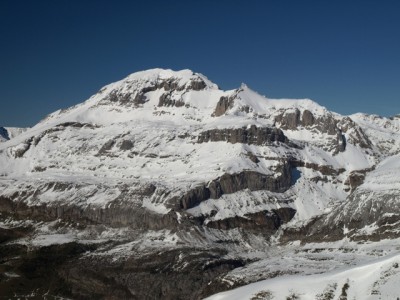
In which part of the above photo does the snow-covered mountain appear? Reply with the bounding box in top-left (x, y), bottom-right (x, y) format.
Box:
top-left (0, 68), bottom-right (399, 299)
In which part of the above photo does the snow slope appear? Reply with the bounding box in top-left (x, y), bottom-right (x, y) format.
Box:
top-left (206, 251), bottom-right (400, 300)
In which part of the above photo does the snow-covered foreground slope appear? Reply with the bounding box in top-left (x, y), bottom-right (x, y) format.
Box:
top-left (206, 249), bottom-right (400, 300)
top-left (1, 68), bottom-right (400, 299)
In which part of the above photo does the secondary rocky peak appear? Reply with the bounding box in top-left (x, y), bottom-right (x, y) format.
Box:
top-left (212, 90), bottom-right (240, 116)
top-left (0, 126), bottom-right (28, 142)
top-left (0, 127), bottom-right (9, 141)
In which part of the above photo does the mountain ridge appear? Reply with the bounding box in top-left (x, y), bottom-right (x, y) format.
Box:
top-left (1, 68), bottom-right (400, 299)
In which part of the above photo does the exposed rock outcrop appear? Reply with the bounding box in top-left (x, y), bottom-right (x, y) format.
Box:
top-left (179, 163), bottom-right (292, 209)
top-left (273, 109), bottom-right (350, 153)
top-left (213, 95), bottom-right (236, 116)
top-left (289, 159), bottom-right (345, 176)
top-left (0, 180), bottom-right (180, 231)
top-left (0, 127), bottom-right (9, 141)
top-left (10, 137), bottom-right (34, 158)
top-left (205, 208), bottom-right (296, 231)
top-left (119, 139), bottom-right (134, 150)
top-left (0, 195), bottom-right (179, 230)
top-left (100, 73), bottom-right (208, 108)
top-left (107, 88), bottom-right (152, 106)
top-left (274, 110), bottom-right (374, 154)
top-left (343, 167), bottom-right (374, 192)
top-left (97, 139), bottom-right (116, 155)
top-left (338, 117), bottom-right (373, 149)
top-left (274, 109), bottom-right (338, 135)
top-left (158, 92), bottom-right (186, 107)
top-left (197, 125), bottom-right (291, 146)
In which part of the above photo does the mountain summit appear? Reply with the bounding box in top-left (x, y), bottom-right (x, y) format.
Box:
top-left (1, 69), bottom-right (400, 299)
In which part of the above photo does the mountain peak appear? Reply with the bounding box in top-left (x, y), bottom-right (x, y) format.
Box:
top-left (121, 68), bottom-right (219, 91)
top-left (87, 68), bottom-right (220, 109)
top-left (29, 69), bottom-right (335, 131)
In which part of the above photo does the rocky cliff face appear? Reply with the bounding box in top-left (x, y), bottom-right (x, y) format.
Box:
top-left (0, 127), bottom-right (9, 141)
top-left (0, 69), bottom-right (399, 299)
top-left (197, 125), bottom-right (291, 146)
top-left (179, 165), bottom-right (292, 210)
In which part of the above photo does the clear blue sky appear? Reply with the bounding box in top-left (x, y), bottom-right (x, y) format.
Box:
top-left (1, 0), bottom-right (399, 127)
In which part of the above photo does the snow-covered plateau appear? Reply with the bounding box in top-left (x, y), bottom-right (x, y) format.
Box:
top-left (0, 68), bottom-right (400, 299)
